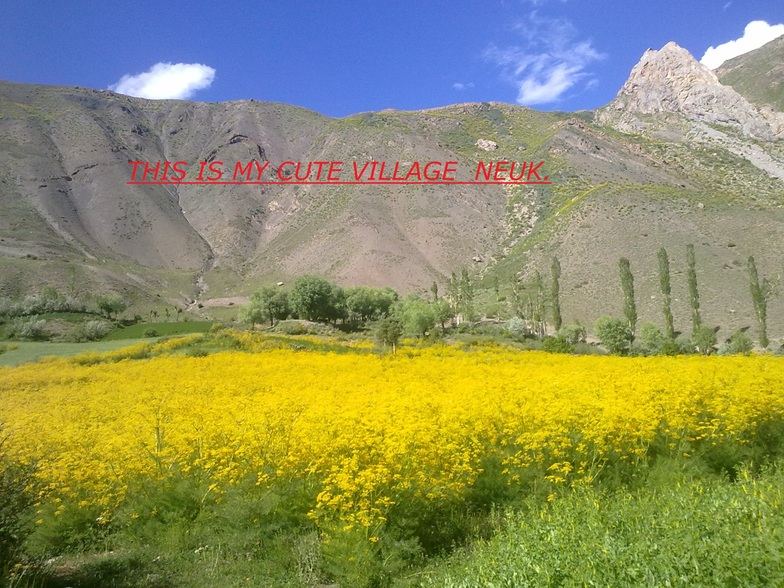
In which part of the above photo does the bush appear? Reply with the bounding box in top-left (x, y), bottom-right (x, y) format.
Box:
top-left (0, 290), bottom-right (87, 319)
top-left (505, 317), bottom-right (528, 341)
top-left (729, 330), bottom-right (754, 355)
top-left (675, 334), bottom-right (695, 354)
top-left (661, 338), bottom-right (680, 356)
top-left (594, 316), bottom-right (630, 355)
top-left (9, 318), bottom-right (49, 341)
top-left (638, 322), bottom-right (664, 355)
top-left (541, 335), bottom-right (573, 354)
top-left (558, 322), bottom-right (586, 345)
top-left (693, 325), bottom-right (719, 355)
top-left (276, 322), bottom-right (309, 336)
top-left (96, 293), bottom-right (127, 319)
top-left (143, 328), bottom-right (159, 338)
top-left (85, 320), bottom-right (111, 340)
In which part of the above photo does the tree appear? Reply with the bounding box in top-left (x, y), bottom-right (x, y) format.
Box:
top-left (551, 257), bottom-right (563, 332)
top-left (619, 258), bottom-right (637, 341)
top-left (432, 298), bottom-right (454, 332)
top-left (458, 268), bottom-right (477, 323)
top-left (243, 286), bottom-right (290, 327)
top-left (527, 271), bottom-right (547, 338)
top-left (657, 247), bottom-right (674, 339)
top-left (375, 317), bottom-right (403, 353)
top-left (289, 276), bottom-right (337, 322)
top-left (375, 287), bottom-right (398, 318)
top-left (96, 293), bottom-right (127, 320)
top-left (594, 316), bottom-right (631, 355)
top-left (324, 286), bottom-right (347, 325)
top-left (345, 287), bottom-right (398, 322)
top-left (686, 244), bottom-right (701, 336)
top-left (510, 276), bottom-right (525, 320)
top-left (400, 296), bottom-right (436, 338)
top-left (430, 281), bottom-right (439, 302)
top-left (447, 272), bottom-right (461, 324)
top-left (748, 256), bottom-right (775, 349)
top-left (346, 287), bottom-right (376, 322)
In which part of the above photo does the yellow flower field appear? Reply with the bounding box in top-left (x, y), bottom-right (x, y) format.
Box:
top-left (1, 339), bottom-right (783, 534)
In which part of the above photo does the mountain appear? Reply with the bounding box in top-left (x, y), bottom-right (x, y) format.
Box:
top-left (1, 40), bottom-right (783, 337)
top-left (717, 34), bottom-right (784, 112)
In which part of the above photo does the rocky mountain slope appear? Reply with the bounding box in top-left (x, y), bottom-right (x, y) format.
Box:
top-left (717, 35), bottom-right (784, 112)
top-left (0, 38), bottom-right (782, 337)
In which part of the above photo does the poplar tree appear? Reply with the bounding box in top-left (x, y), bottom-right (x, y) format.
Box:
top-left (459, 268), bottom-right (476, 323)
top-left (747, 256), bottom-right (772, 349)
top-left (530, 271), bottom-right (547, 338)
top-left (619, 258), bottom-right (637, 340)
top-left (447, 272), bottom-right (461, 324)
top-left (686, 244), bottom-right (701, 336)
top-left (551, 256), bottom-right (563, 332)
top-left (657, 247), bottom-right (674, 339)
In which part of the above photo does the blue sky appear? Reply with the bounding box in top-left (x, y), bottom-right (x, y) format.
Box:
top-left (2, 1), bottom-right (783, 117)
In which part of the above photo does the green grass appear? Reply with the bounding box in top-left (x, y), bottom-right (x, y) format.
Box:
top-left (0, 340), bottom-right (150, 367)
top-left (103, 321), bottom-right (215, 341)
top-left (424, 460), bottom-right (784, 587)
top-left (0, 322), bottom-right (212, 366)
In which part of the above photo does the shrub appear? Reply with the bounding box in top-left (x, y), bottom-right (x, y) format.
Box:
top-left (594, 316), bottom-right (630, 355)
top-left (84, 320), bottom-right (111, 340)
top-left (729, 330), bottom-right (754, 355)
top-left (638, 322), bottom-right (664, 355)
top-left (96, 293), bottom-right (127, 319)
top-left (661, 338), bottom-right (680, 356)
top-left (558, 322), bottom-right (587, 345)
top-left (277, 322), bottom-right (309, 336)
top-left (9, 318), bottom-right (49, 341)
top-left (541, 335), bottom-right (573, 354)
top-left (675, 334), bottom-right (694, 354)
top-left (693, 325), bottom-right (719, 355)
top-left (505, 317), bottom-right (528, 341)
top-left (143, 328), bottom-right (159, 338)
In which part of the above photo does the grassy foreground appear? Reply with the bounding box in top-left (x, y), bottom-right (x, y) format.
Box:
top-left (0, 331), bottom-right (783, 587)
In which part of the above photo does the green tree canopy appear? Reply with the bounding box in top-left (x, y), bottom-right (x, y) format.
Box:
top-left (594, 316), bottom-right (631, 355)
top-left (96, 293), bottom-right (127, 320)
top-left (289, 276), bottom-right (338, 322)
top-left (242, 287), bottom-right (290, 327)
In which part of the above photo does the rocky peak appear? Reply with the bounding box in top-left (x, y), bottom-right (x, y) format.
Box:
top-left (604, 41), bottom-right (782, 140)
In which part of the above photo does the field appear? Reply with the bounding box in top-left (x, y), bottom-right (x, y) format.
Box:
top-left (0, 332), bottom-right (783, 586)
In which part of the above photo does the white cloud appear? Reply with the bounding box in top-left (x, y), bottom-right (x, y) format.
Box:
top-left (701, 20), bottom-right (784, 69)
top-left (452, 82), bottom-right (475, 91)
top-left (109, 62), bottom-right (216, 99)
top-left (484, 13), bottom-right (604, 106)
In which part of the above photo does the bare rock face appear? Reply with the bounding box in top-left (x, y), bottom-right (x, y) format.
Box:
top-left (601, 42), bottom-right (783, 140)
top-left (476, 138), bottom-right (498, 151)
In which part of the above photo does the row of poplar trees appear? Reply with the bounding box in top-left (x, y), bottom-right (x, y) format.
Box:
top-left (616, 244), bottom-right (776, 350)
